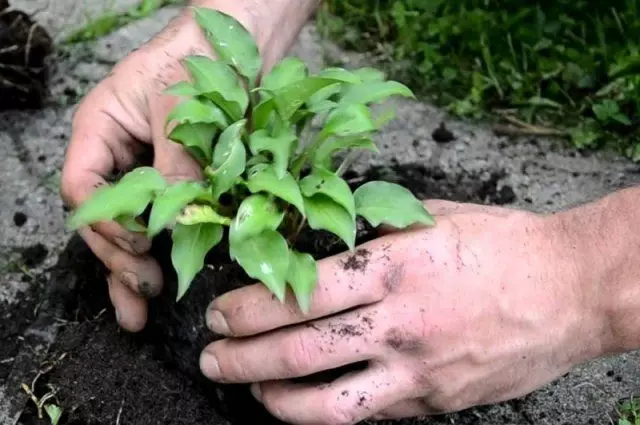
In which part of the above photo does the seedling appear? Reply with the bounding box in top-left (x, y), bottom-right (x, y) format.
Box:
top-left (66, 7), bottom-right (435, 313)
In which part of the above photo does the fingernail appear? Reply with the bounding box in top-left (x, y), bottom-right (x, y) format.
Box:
top-left (200, 349), bottom-right (221, 381)
top-left (250, 383), bottom-right (262, 402)
top-left (206, 309), bottom-right (231, 336)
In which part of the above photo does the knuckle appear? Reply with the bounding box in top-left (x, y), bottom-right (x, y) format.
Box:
top-left (281, 333), bottom-right (316, 374)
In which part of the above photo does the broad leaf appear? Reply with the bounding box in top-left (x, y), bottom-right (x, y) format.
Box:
top-left (176, 204), bottom-right (232, 226)
top-left (67, 167), bottom-right (167, 230)
top-left (168, 123), bottom-right (218, 164)
top-left (166, 98), bottom-right (229, 129)
top-left (352, 67), bottom-right (385, 82)
top-left (286, 250), bottom-right (317, 314)
top-left (317, 67), bottom-right (362, 84)
top-left (164, 81), bottom-right (200, 96)
top-left (299, 167), bottom-right (355, 219)
top-left (251, 97), bottom-right (275, 130)
top-left (115, 215), bottom-right (147, 233)
top-left (317, 103), bottom-right (377, 142)
top-left (272, 77), bottom-right (342, 121)
top-left (261, 57), bottom-right (308, 93)
top-left (248, 128), bottom-right (297, 179)
top-left (230, 229), bottom-right (290, 302)
top-left (171, 222), bottom-right (223, 300)
top-left (245, 164), bottom-right (305, 215)
top-left (183, 55), bottom-right (249, 120)
top-left (213, 120), bottom-right (247, 168)
top-left (312, 134), bottom-right (378, 169)
top-left (308, 99), bottom-right (338, 114)
top-left (229, 194), bottom-right (284, 244)
top-left (308, 83), bottom-right (341, 107)
top-left (339, 80), bottom-right (414, 105)
top-left (147, 181), bottom-right (209, 237)
top-left (303, 194), bottom-right (356, 251)
top-left (210, 138), bottom-right (246, 200)
top-left (193, 7), bottom-right (263, 85)
top-left (354, 181), bottom-right (435, 228)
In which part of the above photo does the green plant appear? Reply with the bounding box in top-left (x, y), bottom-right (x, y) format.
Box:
top-left (619, 396), bottom-right (640, 425)
top-left (66, 7), bottom-right (435, 313)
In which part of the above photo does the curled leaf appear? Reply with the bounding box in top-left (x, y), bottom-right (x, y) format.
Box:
top-left (312, 134), bottom-right (378, 170)
top-left (147, 181), bottom-right (210, 237)
top-left (229, 194), bottom-right (284, 244)
top-left (286, 250), bottom-right (317, 314)
top-left (176, 204), bottom-right (232, 226)
top-left (248, 128), bottom-right (297, 179)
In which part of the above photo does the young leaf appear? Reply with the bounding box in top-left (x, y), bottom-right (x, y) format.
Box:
top-left (166, 98), bottom-right (229, 130)
top-left (251, 97), bottom-right (275, 130)
top-left (286, 250), bottom-right (317, 314)
top-left (248, 128), bottom-right (297, 179)
top-left (245, 164), bottom-right (305, 215)
top-left (176, 204), bottom-right (232, 226)
top-left (115, 215), bottom-right (147, 233)
top-left (272, 77), bottom-right (342, 121)
top-left (316, 67), bottom-right (362, 84)
top-left (147, 181), bottom-right (210, 237)
top-left (164, 81), bottom-right (200, 97)
top-left (212, 120), bottom-right (246, 167)
top-left (317, 103), bottom-right (377, 142)
top-left (183, 55), bottom-right (249, 120)
top-left (230, 229), bottom-right (290, 302)
top-left (171, 222), bottom-right (224, 301)
top-left (354, 181), bottom-right (435, 228)
top-left (352, 67), bottom-right (386, 82)
top-left (193, 7), bottom-right (263, 86)
top-left (67, 167), bottom-right (167, 230)
top-left (312, 134), bottom-right (378, 169)
top-left (229, 194), bottom-right (284, 244)
top-left (168, 123), bottom-right (218, 164)
top-left (339, 80), bottom-right (414, 106)
top-left (299, 167), bottom-right (355, 219)
top-left (44, 404), bottom-right (62, 425)
top-left (210, 120), bottom-right (247, 199)
top-left (261, 57), bottom-right (308, 93)
top-left (303, 194), bottom-right (356, 251)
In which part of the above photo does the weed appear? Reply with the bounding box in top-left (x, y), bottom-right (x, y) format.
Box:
top-left (619, 396), bottom-right (640, 425)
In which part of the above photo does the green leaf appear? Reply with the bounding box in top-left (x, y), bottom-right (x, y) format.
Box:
top-left (212, 120), bottom-right (247, 167)
top-left (340, 80), bottom-right (414, 105)
top-left (183, 55), bottom-right (249, 120)
top-left (166, 98), bottom-right (229, 129)
top-left (210, 121), bottom-right (247, 199)
top-left (318, 103), bottom-right (377, 141)
top-left (261, 57), bottom-right (308, 93)
top-left (193, 7), bottom-right (263, 85)
top-left (303, 194), bottom-right (356, 251)
top-left (286, 250), bottom-right (317, 314)
top-left (115, 215), bottom-right (147, 233)
top-left (229, 194), bottom-right (284, 244)
top-left (312, 134), bottom-right (378, 169)
top-left (230, 229), bottom-right (290, 302)
top-left (164, 81), bottom-right (200, 97)
top-left (44, 404), bottom-right (62, 425)
top-left (245, 164), bottom-right (305, 215)
top-left (300, 167), bottom-right (355, 219)
top-left (316, 67), bottom-right (362, 84)
top-left (248, 128), bottom-right (297, 179)
top-left (67, 167), bottom-right (167, 230)
top-left (147, 181), bottom-right (209, 237)
top-left (354, 181), bottom-right (435, 228)
top-left (272, 77), bottom-right (342, 121)
top-left (168, 123), bottom-right (218, 163)
top-left (251, 97), bottom-right (275, 130)
top-left (352, 67), bottom-right (385, 82)
top-left (176, 204), bottom-right (232, 226)
top-left (171, 222), bottom-right (223, 300)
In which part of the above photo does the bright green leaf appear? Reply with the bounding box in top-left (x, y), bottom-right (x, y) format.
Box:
top-left (67, 167), bottom-right (167, 230)
top-left (230, 229), bottom-right (290, 302)
top-left (286, 250), bottom-right (317, 314)
top-left (340, 80), bottom-right (414, 105)
top-left (229, 194), bottom-right (284, 244)
top-left (248, 128), bottom-right (297, 179)
top-left (164, 81), bottom-right (200, 97)
top-left (300, 167), bottom-right (355, 219)
top-left (354, 181), bottom-right (435, 228)
top-left (210, 140), bottom-right (246, 200)
top-left (261, 57), bottom-right (308, 93)
top-left (171, 222), bottom-right (223, 300)
top-left (166, 98), bottom-right (229, 129)
top-left (176, 204), bottom-right (232, 226)
top-left (168, 123), bottom-right (218, 164)
top-left (272, 77), bottom-right (342, 121)
top-left (115, 215), bottom-right (147, 233)
top-left (312, 134), bottom-right (378, 169)
top-left (303, 194), bottom-right (356, 251)
top-left (193, 7), bottom-right (263, 86)
top-left (212, 119), bottom-right (247, 168)
top-left (318, 103), bottom-right (377, 142)
top-left (245, 164), bottom-right (305, 215)
top-left (44, 404), bottom-right (62, 425)
top-left (352, 67), bottom-right (385, 82)
top-left (251, 97), bottom-right (275, 130)
top-left (147, 181), bottom-right (209, 237)
top-left (316, 67), bottom-right (362, 84)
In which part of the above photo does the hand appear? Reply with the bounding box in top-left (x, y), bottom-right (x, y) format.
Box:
top-left (199, 200), bottom-right (607, 424)
top-left (60, 12), bottom-right (212, 332)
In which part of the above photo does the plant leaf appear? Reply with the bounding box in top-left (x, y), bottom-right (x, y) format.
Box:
top-left (193, 7), bottom-right (263, 85)
top-left (230, 229), bottom-right (290, 302)
top-left (318, 103), bottom-right (377, 141)
top-left (115, 215), bottom-right (147, 233)
top-left (317, 67), bottom-right (362, 84)
top-left (67, 167), bottom-right (167, 230)
top-left (354, 181), bottom-right (435, 228)
top-left (168, 123), bottom-right (219, 163)
top-left (272, 77), bottom-right (342, 121)
top-left (147, 181), bottom-right (209, 237)
top-left (251, 97), bottom-right (275, 130)
top-left (166, 98), bottom-right (229, 129)
top-left (44, 404), bottom-right (62, 425)
top-left (171, 222), bottom-right (223, 300)
top-left (352, 67), bottom-right (385, 82)
top-left (261, 57), bottom-right (308, 93)
top-left (210, 120), bottom-right (247, 199)
top-left (312, 134), bottom-right (378, 169)
top-left (229, 194), bottom-right (284, 245)
top-left (212, 119), bottom-right (247, 167)
top-left (303, 194), bottom-right (356, 251)
top-left (245, 164), bottom-right (305, 215)
top-left (176, 204), bottom-right (232, 226)
top-left (340, 80), bottom-right (414, 105)
top-left (183, 55), bottom-right (249, 120)
top-left (300, 167), bottom-right (355, 219)
top-left (164, 81), bottom-right (200, 96)
top-left (248, 128), bottom-right (297, 179)
top-left (286, 250), bottom-right (317, 314)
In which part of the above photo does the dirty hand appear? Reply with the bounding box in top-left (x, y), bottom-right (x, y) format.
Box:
top-left (60, 12), bottom-right (212, 332)
top-left (199, 200), bottom-right (609, 424)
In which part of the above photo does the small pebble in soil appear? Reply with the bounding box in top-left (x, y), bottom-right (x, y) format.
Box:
top-left (13, 211), bottom-right (27, 227)
top-left (432, 121), bottom-right (455, 143)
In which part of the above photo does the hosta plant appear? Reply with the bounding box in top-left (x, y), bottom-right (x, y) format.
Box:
top-left (66, 7), bottom-right (435, 313)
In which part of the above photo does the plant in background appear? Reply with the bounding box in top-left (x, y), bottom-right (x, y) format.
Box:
top-left (66, 7), bottom-right (435, 313)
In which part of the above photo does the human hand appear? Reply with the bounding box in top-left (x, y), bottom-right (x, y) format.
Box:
top-left (199, 200), bottom-right (608, 424)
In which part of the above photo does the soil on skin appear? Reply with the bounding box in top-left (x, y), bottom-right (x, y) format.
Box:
top-left (0, 1), bottom-right (53, 110)
top-left (14, 163), bottom-right (516, 425)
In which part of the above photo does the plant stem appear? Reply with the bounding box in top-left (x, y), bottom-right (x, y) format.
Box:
top-left (335, 150), bottom-right (359, 176)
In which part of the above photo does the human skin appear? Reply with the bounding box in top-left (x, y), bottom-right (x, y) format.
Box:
top-left (60, 0), bottom-right (640, 423)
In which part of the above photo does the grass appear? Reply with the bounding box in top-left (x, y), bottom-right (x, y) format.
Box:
top-left (316, 0), bottom-right (640, 160)
top-left (618, 396), bottom-right (640, 425)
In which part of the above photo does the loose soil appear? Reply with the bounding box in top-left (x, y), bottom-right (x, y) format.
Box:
top-left (11, 163), bottom-right (523, 425)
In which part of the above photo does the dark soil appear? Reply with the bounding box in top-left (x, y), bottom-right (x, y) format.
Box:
top-left (10, 163), bottom-right (521, 425)
top-left (0, 1), bottom-right (53, 110)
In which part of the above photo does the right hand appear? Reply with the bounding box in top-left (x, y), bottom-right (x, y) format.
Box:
top-left (60, 12), bottom-right (213, 332)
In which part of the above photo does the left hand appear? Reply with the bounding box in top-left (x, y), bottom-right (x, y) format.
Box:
top-left (199, 200), bottom-right (606, 425)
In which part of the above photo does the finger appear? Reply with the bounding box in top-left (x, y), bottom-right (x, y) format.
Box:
top-left (254, 364), bottom-right (405, 425)
top-left (206, 231), bottom-right (410, 337)
top-left (107, 274), bottom-right (148, 332)
top-left (200, 305), bottom-right (384, 383)
top-left (370, 398), bottom-right (434, 421)
top-left (79, 227), bottom-right (163, 298)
